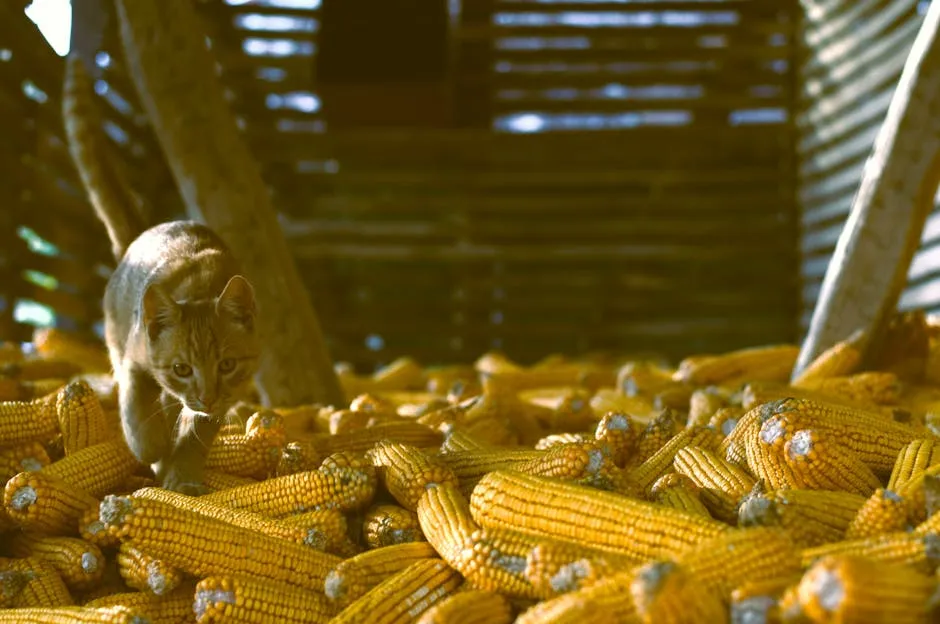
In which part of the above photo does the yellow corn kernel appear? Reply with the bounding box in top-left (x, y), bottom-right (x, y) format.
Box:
top-left (632, 408), bottom-right (680, 466)
top-left (672, 344), bottom-right (799, 386)
top-left (330, 558), bottom-right (462, 624)
top-left (630, 559), bottom-right (728, 623)
top-left (649, 473), bottom-right (712, 518)
top-left (415, 589), bottom-right (512, 624)
top-left (687, 388), bottom-right (727, 428)
top-left (845, 488), bottom-right (911, 539)
top-left (436, 449), bottom-right (543, 498)
top-left (514, 567), bottom-right (636, 624)
top-left (85, 584), bottom-right (194, 624)
top-left (729, 576), bottom-right (797, 624)
top-left (362, 504), bottom-right (424, 549)
top-left (469, 470), bottom-right (727, 560)
top-left (708, 406), bottom-right (744, 437)
top-left (617, 360), bottom-right (674, 397)
top-left (98, 494), bottom-right (341, 591)
top-left (738, 487), bottom-right (867, 549)
top-left (798, 371), bottom-right (902, 406)
top-left (0, 394), bottom-right (58, 446)
top-left (328, 409), bottom-right (375, 435)
top-left (279, 508), bottom-right (351, 554)
top-left (459, 415), bottom-right (521, 448)
top-left (791, 331), bottom-right (864, 386)
top-left (276, 441), bottom-right (322, 477)
top-left (462, 385), bottom-right (547, 446)
top-left (0, 568), bottom-right (32, 608)
top-left (115, 542), bottom-right (183, 596)
top-left (132, 486), bottom-right (326, 548)
top-left (534, 433), bottom-right (589, 451)
top-left (675, 526), bottom-right (802, 599)
top-left (889, 438), bottom-right (939, 492)
top-left (744, 413), bottom-right (801, 490)
top-left (54, 380), bottom-right (112, 456)
top-left (0, 441), bottom-right (50, 481)
top-left (200, 470), bottom-right (257, 492)
top-left (205, 410), bottom-right (286, 480)
top-left (299, 422), bottom-right (444, 461)
top-left (0, 605), bottom-right (144, 623)
top-left (801, 531), bottom-right (940, 574)
top-left (524, 540), bottom-right (637, 597)
top-left (0, 556), bottom-right (73, 607)
top-left (784, 428), bottom-right (881, 496)
top-left (629, 426), bottom-right (720, 494)
top-left (674, 445), bottom-right (754, 522)
top-left (515, 440), bottom-right (613, 484)
top-left (324, 541), bottom-right (439, 607)
top-left (194, 574), bottom-right (336, 623)
top-left (897, 464), bottom-right (940, 524)
top-left (367, 441), bottom-right (459, 510)
top-left (199, 464), bottom-right (377, 517)
top-left (439, 430), bottom-right (492, 453)
top-left (8, 535), bottom-right (103, 592)
top-left (797, 555), bottom-right (935, 624)
top-left (593, 411), bottom-right (637, 468)
top-left (42, 439), bottom-right (142, 498)
top-left (3, 471), bottom-right (99, 534)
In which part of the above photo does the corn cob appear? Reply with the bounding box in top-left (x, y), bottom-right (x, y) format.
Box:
top-left (653, 384), bottom-right (694, 413)
top-left (349, 392), bottom-right (399, 415)
top-left (200, 470), bottom-right (256, 492)
top-left (630, 559), bottom-right (728, 623)
top-left (729, 575), bottom-right (798, 624)
top-left (738, 487), bottom-right (867, 549)
top-left (73, 557), bottom-right (130, 604)
top-left (0, 441), bottom-right (51, 480)
top-left (115, 542), bottom-right (183, 596)
top-left (708, 406), bottom-right (744, 436)
top-left (31, 328), bottom-right (110, 372)
top-left (800, 531), bottom-right (940, 574)
top-left (648, 473), bottom-right (711, 518)
top-left (42, 439), bottom-right (142, 497)
top-left (367, 441), bottom-right (459, 510)
top-left (744, 413), bottom-right (801, 490)
top-left (524, 540), bottom-right (637, 597)
top-left (199, 464), bottom-right (377, 517)
top-left (132, 486), bottom-right (328, 548)
top-left (205, 410), bottom-right (285, 480)
top-left (294, 422), bottom-right (444, 459)
top-left (362, 504), bottom-right (424, 548)
top-left (617, 360), bottom-right (675, 397)
top-left (593, 411), bottom-right (636, 468)
top-left (0, 605), bottom-right (145, 623)
top-left (0, 394), bottom-right (59, 446)
top-left (514, 567), bottom-right (636, 624)
top-left (276, 441), bottom-right (322, 476)
top-left (675, 526), bottom-right (801, 600)
top-left (415, 589), bottom-right (513, 624)
top-left (469, 470), bottom-right (727, 560)
top-left (0, 557), bottom-right (73, 607)
top-left (321, 451), bottom-right (371, 471)
top-left (8, 534), bottom-right (103, 592)
top-left (799, 371), bottom-right (903, 406)
top-left (436, 449), bottom-right (543, 497)
top-left (546, 390), bottom-right (596, 432)
top-left (687, 387), bottom-right (727, 427)
top-left (791, 331), bottom-right (864, 386)
top-left (324, 541), bottom-right (439, 606)
top-left (461, 386), bottom-right (547, 446)
top-left (632, 408), bottom-right (679, 466)
top-left (784, 428), bottom-right (882, 496)
top-left (0, 569), bottom-right (32, 608)
top-left (515, 440), bottom-right (611, 482)
top-left (279, 508), bottom-right (351, 553)
top-left (439, 430), bottom-right (492, 453)
top-left (672, 344), bottom-right (799, 386)
top-left (629, 426), bottom-right (719, 494)
top-left (459, 415), bottom-right (520, 447)
top-left (85, 585), bottom-right (194, 624)
top-left (194, 574), bottom-right (336, 623)
top-left (328, 409), bottom-right (375, 434)
top-left (3, 470), bottom-right (99, 534)
top-left (673, 445), bottom-right (754, 522)
top-left (897, 464), bottom-right (940, 524)
top-left (534, 433), bottom-right (589, 450)
top-left (845, 488), bottom-right (911, 539)
top-left (54, 380), bottom-right (112, 456)
top-left (98, 494), bottom-right (341, 591)
top-left (330, 558), bottom-right (462, 624)
top-left (797, 555), bottom-right (935, 624)
top-left (888, 438), bottom-right (938, 492)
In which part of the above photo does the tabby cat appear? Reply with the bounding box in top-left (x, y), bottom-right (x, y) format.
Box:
top-left (62, 54), bottom-right (260, 493)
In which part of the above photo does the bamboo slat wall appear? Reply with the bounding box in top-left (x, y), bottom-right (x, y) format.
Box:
top-left (798, 0), bottom-right (939, 330)
top-left (2, 0), bottom-right (802, 370)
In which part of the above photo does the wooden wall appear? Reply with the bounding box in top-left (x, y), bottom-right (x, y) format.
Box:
top-left (2, 0), bottom-right (802, 371)
top-left (798, 0), bottom-right (940, 331)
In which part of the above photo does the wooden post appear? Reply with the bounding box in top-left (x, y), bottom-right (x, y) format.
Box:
top-left (793, 2), bottom-right (940, 379)
top-left (113, 0), bottom-right (345, 407)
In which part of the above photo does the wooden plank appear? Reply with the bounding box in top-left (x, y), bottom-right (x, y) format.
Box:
top-left (490, 91), bottom-right (789, 113)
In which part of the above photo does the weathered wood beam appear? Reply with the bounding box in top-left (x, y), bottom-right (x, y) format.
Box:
top-left (793, 1), bottom-right (940, 379)
top-left (113, 0), bottom-right (345, 407)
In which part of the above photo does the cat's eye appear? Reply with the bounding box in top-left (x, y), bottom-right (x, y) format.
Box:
top-left (173, 363), bottom-right (193, 378)
top-left (218, 358), bottom-right (236, 374)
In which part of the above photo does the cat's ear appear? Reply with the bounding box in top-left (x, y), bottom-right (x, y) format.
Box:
top-left (216, 275), bottom-right (256, 328)
top-left (141, 283), bottom-right (180, 340)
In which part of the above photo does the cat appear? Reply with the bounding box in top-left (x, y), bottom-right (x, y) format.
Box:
top-left (62, 53), bottom-right (261, 493)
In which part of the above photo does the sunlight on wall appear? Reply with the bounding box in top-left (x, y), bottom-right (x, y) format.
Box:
top-left (25, 0), bottom-right (72, 56)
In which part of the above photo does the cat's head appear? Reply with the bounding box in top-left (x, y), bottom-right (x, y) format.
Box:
top-left (141, 275), bottom-right (260, 415)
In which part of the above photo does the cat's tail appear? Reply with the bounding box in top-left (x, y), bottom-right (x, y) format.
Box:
top-left (62, 52), bottom-right (148, 262)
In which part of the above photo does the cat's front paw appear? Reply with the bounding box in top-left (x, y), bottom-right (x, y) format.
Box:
top-left (159, 470), bottom-right (211, 496)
